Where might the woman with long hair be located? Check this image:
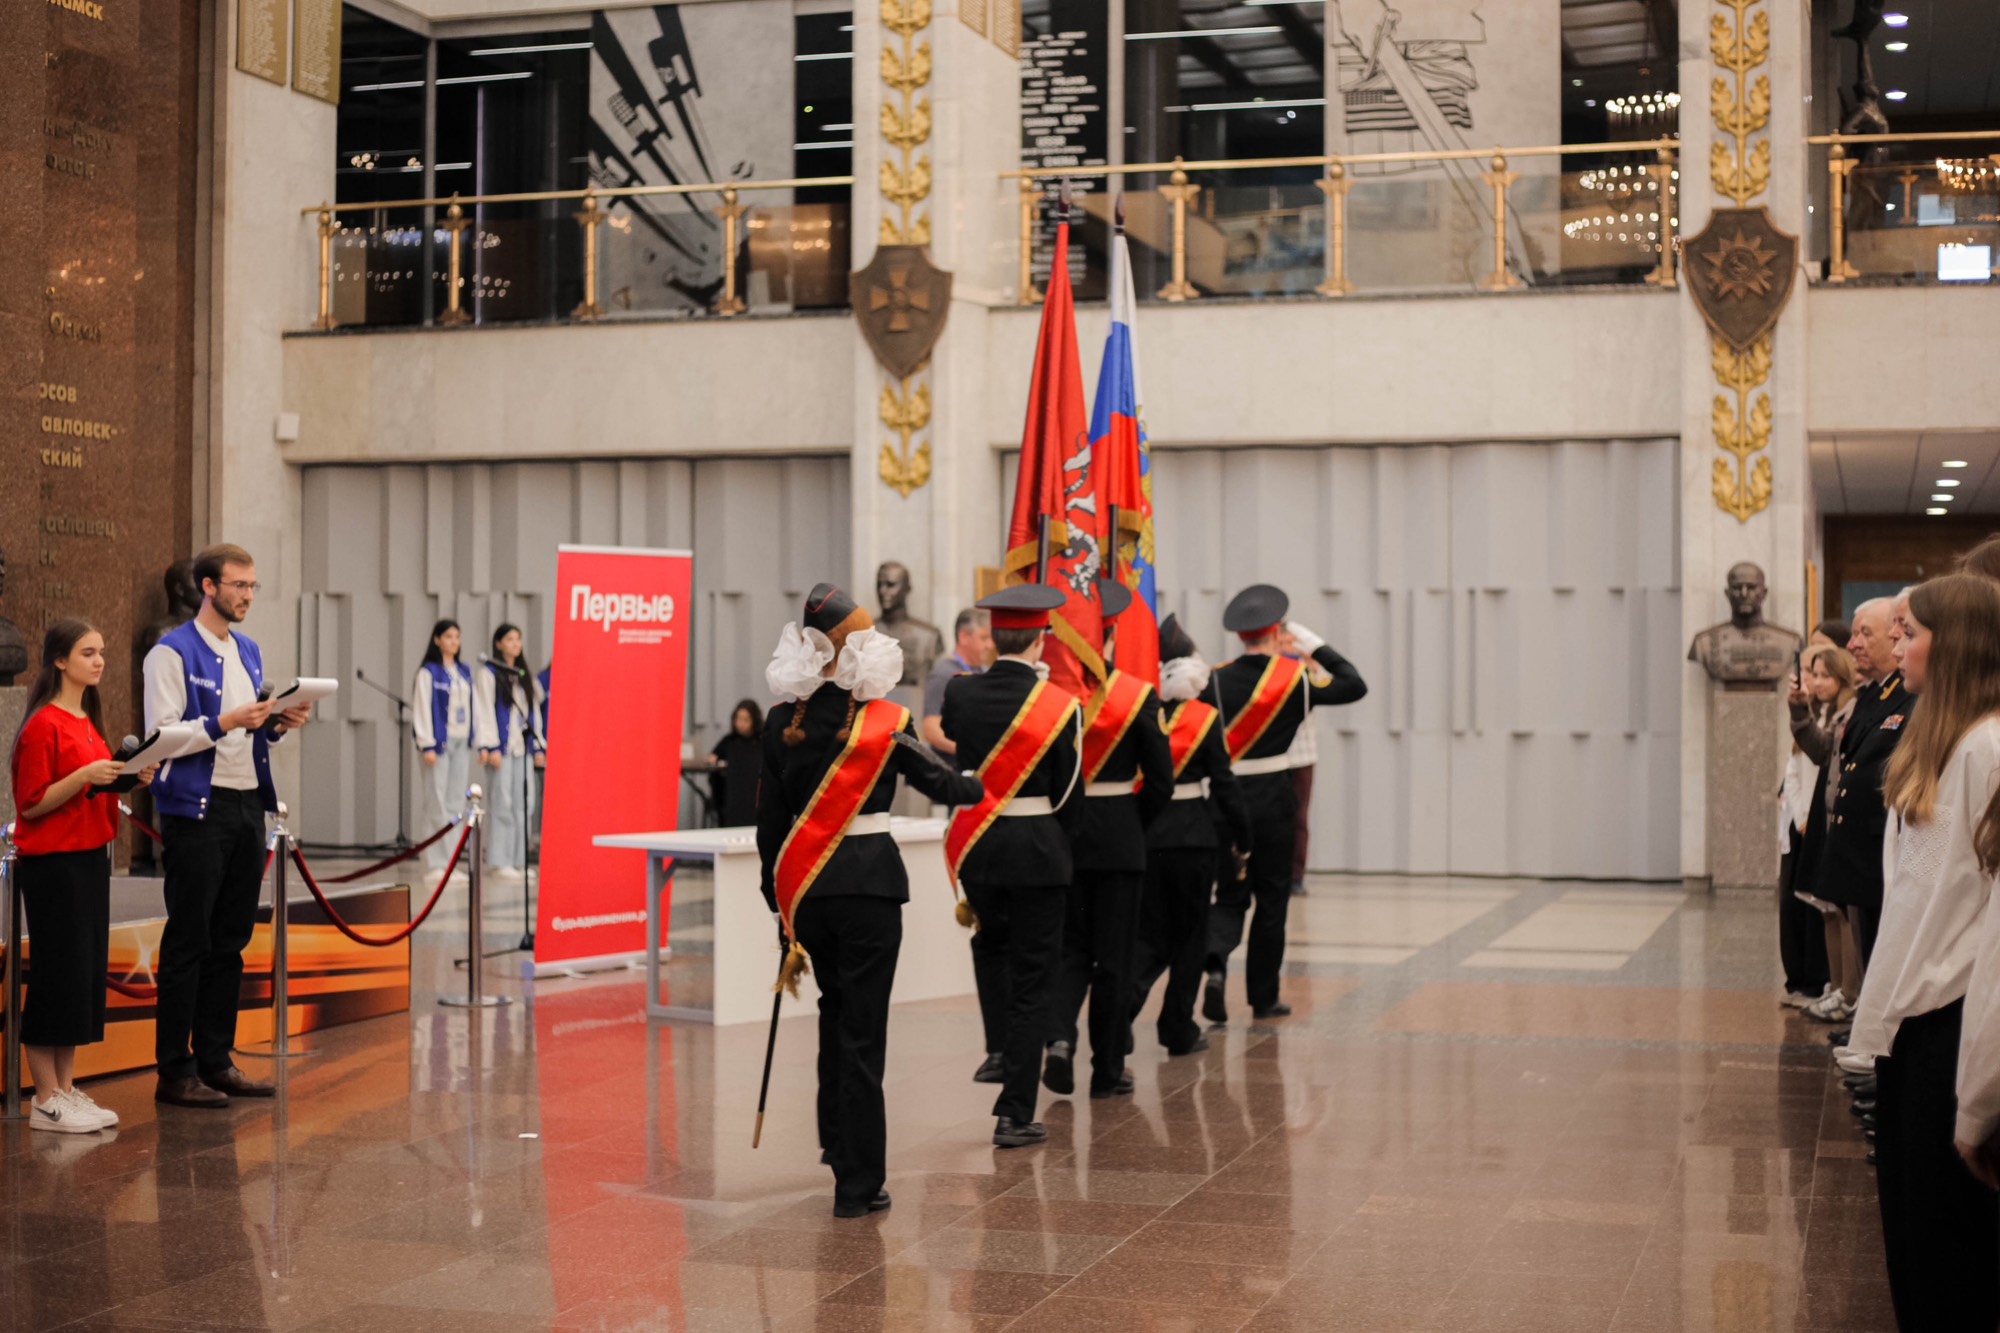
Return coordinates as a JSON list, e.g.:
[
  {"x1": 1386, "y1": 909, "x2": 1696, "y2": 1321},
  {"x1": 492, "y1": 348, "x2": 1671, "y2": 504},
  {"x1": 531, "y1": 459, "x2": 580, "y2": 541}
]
[
  {"x1": 1843, "y1": 574, "x2": 2000, "y2": 1329},
  {"x1": 472, "y1": 623, "x2": 545, "y2": 877},
  {"x1": 708, "y1": 698, "x2": 764, "y2": 827},
  {"x1": 8, "y1": 620, "x2": 157, "y2": 1132},
  {"x1": 1786, "y1": 644, "x2": 1861, "y2": 1021},
  {"x1": 411, "y1": 619, "x2": 474, "y2": 882}
]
